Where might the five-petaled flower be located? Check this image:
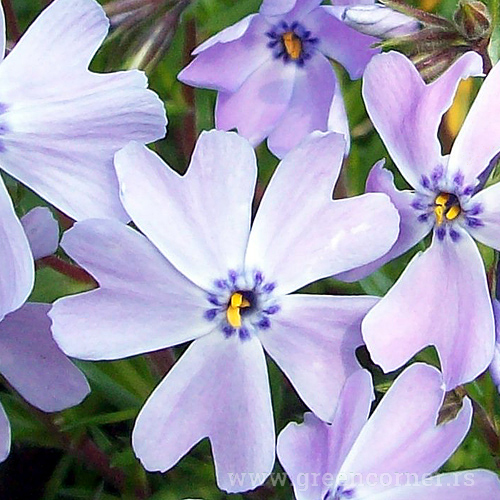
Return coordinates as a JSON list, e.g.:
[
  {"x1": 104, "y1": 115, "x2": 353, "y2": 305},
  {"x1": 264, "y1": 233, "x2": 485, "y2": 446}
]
[
  {"x1": 50, "y1": 130, "x2": 399, "y2": 492},
  {"x1": 178, "y1": 0, "x2": 378, "y2": 158},
  {"x1": 339, "y1": 50, "x2": 500, "y2": 390},
  {"x1": 278, "y1": 363, "x2": 500, "y2": 500},
  {"x1": 0, "y1": 0, "x2": 166, "y2": 221}
]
